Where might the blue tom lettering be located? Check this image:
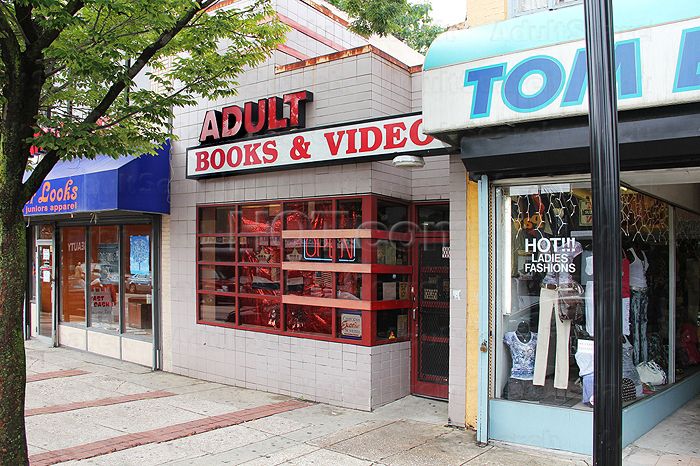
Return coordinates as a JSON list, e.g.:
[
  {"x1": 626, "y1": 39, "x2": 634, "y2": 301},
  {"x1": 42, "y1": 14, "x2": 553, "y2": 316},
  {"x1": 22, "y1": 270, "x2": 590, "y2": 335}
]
[
  {"x1": 464, "y1": 38, "x2": 642, "y2": 118},
  {"x1": 674, "y1": 27, "x2": 700, "y2": 92}
]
